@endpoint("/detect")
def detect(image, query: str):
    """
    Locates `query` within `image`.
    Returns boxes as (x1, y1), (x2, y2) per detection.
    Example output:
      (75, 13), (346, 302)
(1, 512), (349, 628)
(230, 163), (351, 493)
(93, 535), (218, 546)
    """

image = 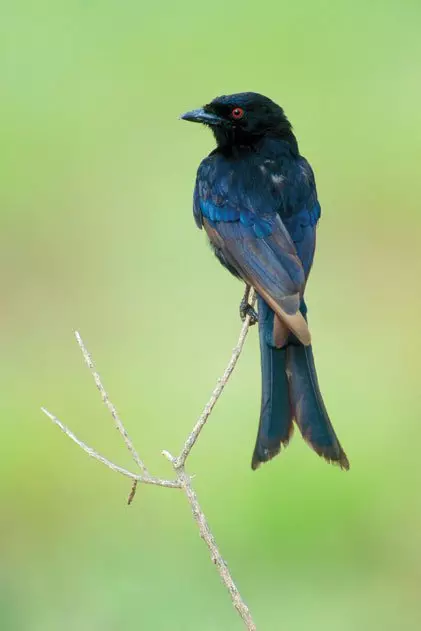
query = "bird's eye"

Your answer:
(231, 107), (244, 120)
